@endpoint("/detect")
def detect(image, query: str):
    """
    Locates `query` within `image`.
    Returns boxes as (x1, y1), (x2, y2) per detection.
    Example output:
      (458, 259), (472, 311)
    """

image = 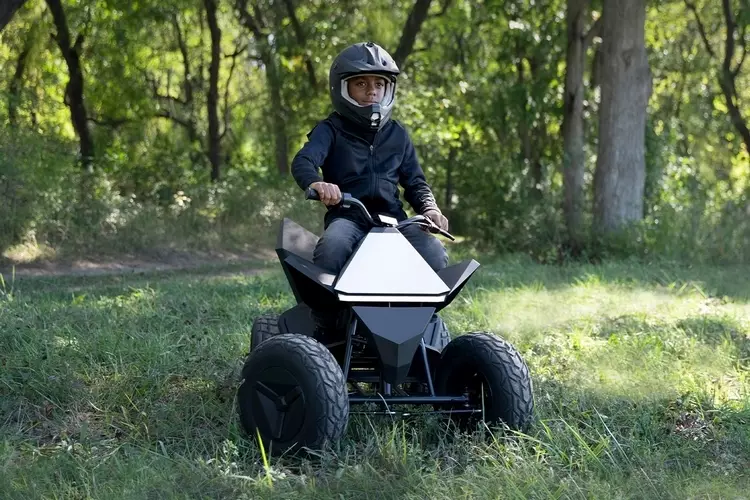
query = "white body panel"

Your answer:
(334, 229), (450, 296)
